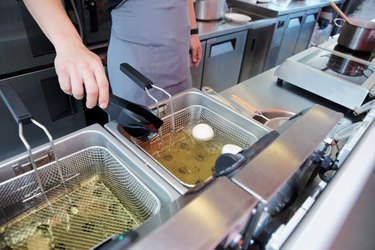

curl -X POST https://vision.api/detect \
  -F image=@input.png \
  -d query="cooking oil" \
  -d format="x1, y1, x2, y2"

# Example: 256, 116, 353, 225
142, 126, 224, 186
1, 175, 141, 250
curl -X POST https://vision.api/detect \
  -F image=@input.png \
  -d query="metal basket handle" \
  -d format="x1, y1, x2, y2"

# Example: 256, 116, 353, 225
120, 63, 176, 132
0, 83, 70, 210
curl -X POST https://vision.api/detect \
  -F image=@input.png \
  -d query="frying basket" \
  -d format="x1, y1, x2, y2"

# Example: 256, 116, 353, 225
132, 104, 260, 187
0, 146, 160, 250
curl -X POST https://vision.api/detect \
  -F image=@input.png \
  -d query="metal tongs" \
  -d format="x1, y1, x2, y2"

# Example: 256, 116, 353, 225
0, 83, 70, 211
104, 94, 163, 141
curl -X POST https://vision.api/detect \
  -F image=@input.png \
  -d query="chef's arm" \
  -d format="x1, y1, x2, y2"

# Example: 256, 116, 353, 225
187, 0, 202, 67
188, 0, 198, 31
23, 0, 109, 109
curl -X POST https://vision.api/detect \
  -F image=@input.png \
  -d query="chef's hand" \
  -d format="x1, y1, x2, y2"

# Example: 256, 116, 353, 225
190, 34, 202, 68
54, 39, 109, 109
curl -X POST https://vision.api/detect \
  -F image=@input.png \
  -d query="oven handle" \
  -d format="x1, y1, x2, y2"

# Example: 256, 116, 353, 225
85, 0, 98, 32
69, 0, 84, 38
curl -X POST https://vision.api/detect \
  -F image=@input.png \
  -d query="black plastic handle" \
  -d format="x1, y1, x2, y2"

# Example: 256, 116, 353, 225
0, 83, 32, 124
212, 130, 280, 178
120, 63, 153, 89
241, 130, 280, 160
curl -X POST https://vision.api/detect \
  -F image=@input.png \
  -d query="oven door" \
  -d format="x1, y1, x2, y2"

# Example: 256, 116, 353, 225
0, 0, 111, 77
71, 0, 112, 46
0, 67, 87, 161
0, 1, 56, 76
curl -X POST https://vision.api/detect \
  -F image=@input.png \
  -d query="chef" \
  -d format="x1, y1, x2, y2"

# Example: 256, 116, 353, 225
23, 0, 202, 109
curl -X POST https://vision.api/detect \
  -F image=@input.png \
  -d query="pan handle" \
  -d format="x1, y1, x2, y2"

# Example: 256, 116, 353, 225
120, 63, 153, 89
0, 83, 32, 125
333, 18, 345, 28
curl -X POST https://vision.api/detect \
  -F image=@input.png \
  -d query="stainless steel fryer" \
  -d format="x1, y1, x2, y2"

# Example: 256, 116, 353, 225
105, 88, 271, 193
0, 125, 179, 250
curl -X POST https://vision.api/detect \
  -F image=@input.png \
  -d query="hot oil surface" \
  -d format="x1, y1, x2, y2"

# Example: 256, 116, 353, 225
1, 175, 141, 250
142, 126, 224, 186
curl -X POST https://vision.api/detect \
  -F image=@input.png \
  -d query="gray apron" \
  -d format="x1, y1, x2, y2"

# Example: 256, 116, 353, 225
108, 0, 192, 106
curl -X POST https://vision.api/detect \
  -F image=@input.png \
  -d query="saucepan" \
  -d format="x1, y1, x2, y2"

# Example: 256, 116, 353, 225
229, 95, 295, 130
334, 18, 375, 52
201, 87, 295, 130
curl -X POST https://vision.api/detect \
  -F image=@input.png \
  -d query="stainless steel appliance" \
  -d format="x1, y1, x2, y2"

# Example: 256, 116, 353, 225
275, 39, 375, 110
337, 18, 375, 52
105, 88, 270, 194
0, 0, 111, 160
195, 0, 227, 21
0, 0, 111, 77
0, 125, 179, 249
67, 0, 111, 46
1, 84, 373, 249
107, 103, 347, 249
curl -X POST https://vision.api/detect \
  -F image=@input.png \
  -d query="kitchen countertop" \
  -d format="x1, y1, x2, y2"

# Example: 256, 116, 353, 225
219, 66, 352, 117
227, 0, 342, 17
197, 15, 277, 40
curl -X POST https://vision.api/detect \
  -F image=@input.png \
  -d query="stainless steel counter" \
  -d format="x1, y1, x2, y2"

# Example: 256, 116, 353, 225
227, 0, 342, 17
220, 67, 352, 116
197, 15, 277, 40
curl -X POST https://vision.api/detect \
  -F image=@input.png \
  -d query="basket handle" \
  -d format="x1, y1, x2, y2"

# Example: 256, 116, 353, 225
0, 82, 70, 209
0, 83, 32, 125
120, 63, 153, 89
333, 18, 345, 28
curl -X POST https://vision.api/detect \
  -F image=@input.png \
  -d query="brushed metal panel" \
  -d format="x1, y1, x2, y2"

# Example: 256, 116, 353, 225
128, 178, 258, 250
232, 104, 343, 202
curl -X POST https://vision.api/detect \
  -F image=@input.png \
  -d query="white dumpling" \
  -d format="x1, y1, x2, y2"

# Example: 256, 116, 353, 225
192, 123, 214, 141
221, 144, 243, 155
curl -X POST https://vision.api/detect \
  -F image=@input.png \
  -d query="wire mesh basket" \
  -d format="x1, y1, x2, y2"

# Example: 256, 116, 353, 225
0, 146, 160, 250
132, 105, 260, 187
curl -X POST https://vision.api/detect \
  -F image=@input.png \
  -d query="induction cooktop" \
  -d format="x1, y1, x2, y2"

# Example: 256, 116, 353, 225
275, 40, 375, 110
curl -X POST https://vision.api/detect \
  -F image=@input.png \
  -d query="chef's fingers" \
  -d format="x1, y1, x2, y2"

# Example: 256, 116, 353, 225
69, 67, 85, 101
56, 65, 72, 96
192, 49, 198, 65
81, 68, 99, 109
191, 46, 202, 68
195, 45, 203, 67
94, 67, 109, 109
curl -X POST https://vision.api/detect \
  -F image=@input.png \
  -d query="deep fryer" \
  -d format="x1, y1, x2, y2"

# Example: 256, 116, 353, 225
0, 83, 164, 250
105, 88, 271, 192
113, 65, 271, 188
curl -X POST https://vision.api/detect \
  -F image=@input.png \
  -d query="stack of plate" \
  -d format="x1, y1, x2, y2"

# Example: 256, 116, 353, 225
224, 13, 252, 23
